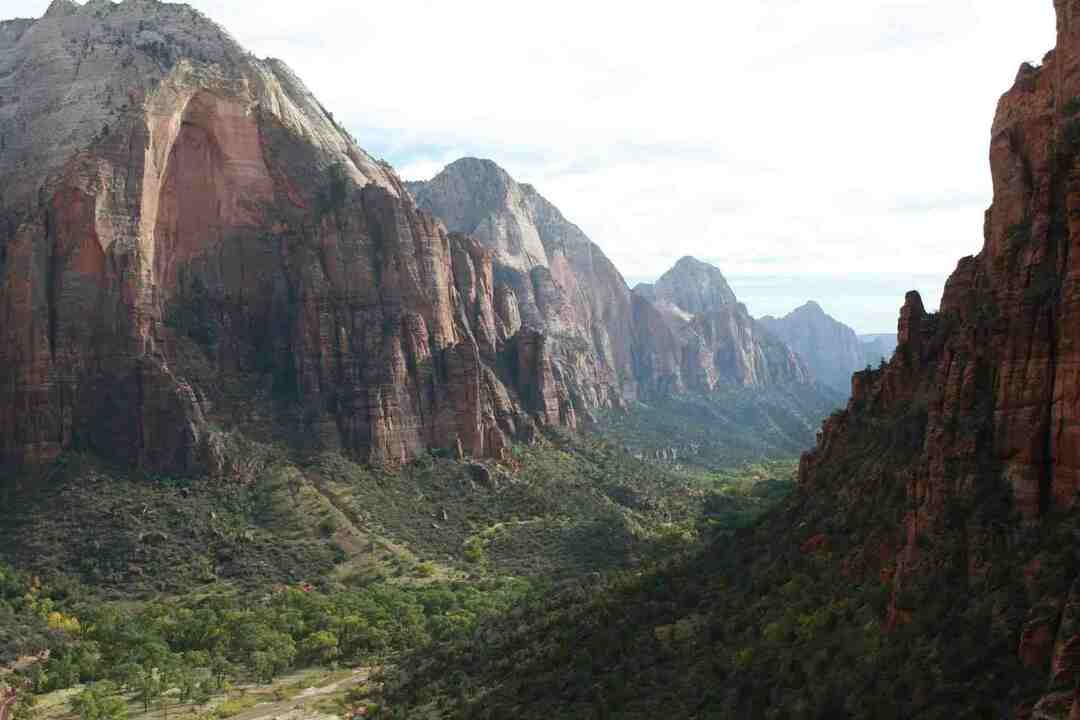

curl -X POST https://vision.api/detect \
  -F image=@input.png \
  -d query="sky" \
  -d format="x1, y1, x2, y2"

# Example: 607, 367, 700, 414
9, 1, 1059, 332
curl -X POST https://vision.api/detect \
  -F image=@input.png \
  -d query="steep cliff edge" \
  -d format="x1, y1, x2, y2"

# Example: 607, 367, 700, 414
795, 1, 1080, 711
0, 1, 571, 478
407, 158, 647, 407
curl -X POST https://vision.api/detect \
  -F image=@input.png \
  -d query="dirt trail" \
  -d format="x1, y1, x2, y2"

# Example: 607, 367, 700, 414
225, 667, 373, 720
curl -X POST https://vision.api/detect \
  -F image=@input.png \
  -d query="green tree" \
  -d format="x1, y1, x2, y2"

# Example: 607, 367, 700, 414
71, 682, 127, 720
300, 630, 340, 665
125, 664, 163, 714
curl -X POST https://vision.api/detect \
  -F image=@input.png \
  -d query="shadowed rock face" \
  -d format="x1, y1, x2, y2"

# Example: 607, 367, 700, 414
410, 161, 811, 394
759, 301, 895, 394
0, 2, 564, 475
799, 1, 1080, 710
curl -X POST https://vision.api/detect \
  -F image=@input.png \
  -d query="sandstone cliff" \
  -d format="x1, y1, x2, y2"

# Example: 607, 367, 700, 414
798, 2, 1080, 712
759, 300, 895, 394
407, 158, 648, 406
0, 1, 570, 476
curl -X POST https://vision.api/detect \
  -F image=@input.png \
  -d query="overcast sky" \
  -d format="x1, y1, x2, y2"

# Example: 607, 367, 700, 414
10, 1, 1058, 332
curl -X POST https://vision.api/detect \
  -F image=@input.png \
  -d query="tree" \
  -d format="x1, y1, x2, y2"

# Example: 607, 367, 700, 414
71, 682, 127, 720
125, 664, 163, 714
300, 630, 340, 665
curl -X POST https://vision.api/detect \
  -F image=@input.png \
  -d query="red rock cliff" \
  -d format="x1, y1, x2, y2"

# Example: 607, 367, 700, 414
0, 2, 569, 476
798, 2, 1080, 712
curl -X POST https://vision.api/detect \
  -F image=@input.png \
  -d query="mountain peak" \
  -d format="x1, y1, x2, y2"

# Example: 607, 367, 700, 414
43, 0, 78, 17
652, 256, 737, 315
672, 255, 717, 271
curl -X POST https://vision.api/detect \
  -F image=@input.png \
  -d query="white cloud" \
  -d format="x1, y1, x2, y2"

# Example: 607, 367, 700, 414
6, 0, 1058, 331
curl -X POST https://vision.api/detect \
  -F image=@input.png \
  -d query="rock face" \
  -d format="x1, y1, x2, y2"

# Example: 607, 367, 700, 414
634, 258, 811, 389
759, 301, 895, 394
408, 158, 646, 406
410, 162, 812, 394
0, 1, 568, 476
799, 2, 1080, 710
644, 256, 738, 316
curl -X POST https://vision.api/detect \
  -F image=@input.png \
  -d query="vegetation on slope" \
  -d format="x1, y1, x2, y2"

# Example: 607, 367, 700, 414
376, 389, 1079, 720
0, 426, 804, 719
593, 383, 843, 471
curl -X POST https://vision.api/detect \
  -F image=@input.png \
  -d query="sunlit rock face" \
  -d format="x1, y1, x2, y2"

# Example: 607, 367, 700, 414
798, 2, 1080, 712
0, 1, 567, 475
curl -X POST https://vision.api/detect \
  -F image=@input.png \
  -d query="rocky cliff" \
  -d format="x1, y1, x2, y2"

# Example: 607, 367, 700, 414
407, 158, 649, 406
759, 300, 894, 393
635, 255, 738, 316
634, 257, 812, 389
0, 1, 575, 477
410, 163, 812, 394
798, 2, 1080, 712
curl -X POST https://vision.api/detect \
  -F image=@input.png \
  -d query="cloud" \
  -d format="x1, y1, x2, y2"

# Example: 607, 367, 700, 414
5, 0, 1058, 332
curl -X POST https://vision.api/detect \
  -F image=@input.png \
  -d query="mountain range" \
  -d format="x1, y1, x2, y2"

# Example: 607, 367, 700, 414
0, 0, 853, 491
5, 1, 1073, 718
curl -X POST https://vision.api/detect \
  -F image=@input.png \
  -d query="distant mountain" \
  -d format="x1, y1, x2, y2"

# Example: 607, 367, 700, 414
648, 256, 739, 315
409, 160, 815, 394
634, 257, 811, 388
411, 163, 841, 460
859, 332, 898, 365
758, 301, 897, 393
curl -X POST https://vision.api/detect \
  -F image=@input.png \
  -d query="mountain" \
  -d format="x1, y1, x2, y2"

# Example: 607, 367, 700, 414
0, 1, 580, 480
636, 255, 738, 315
381, 2, 1080, 717
406, 158, 648, 405
409, 160, 813, 393
633, 257, 812, 388
860, 332, 898, 367
758, 301, 896, 393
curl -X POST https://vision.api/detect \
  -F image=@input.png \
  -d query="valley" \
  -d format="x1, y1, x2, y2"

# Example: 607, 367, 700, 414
2, 0, 1077, 718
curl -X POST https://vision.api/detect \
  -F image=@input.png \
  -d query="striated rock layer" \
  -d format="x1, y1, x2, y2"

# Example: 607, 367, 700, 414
799, 1, 1080, 711
408, 158, 660, 404
0, 1, 567, 476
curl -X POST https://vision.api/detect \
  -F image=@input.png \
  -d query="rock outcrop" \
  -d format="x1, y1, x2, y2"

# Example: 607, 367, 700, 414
759, 301, 895, 394
798, 2, 1080, 711
0, 1, 566, 477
